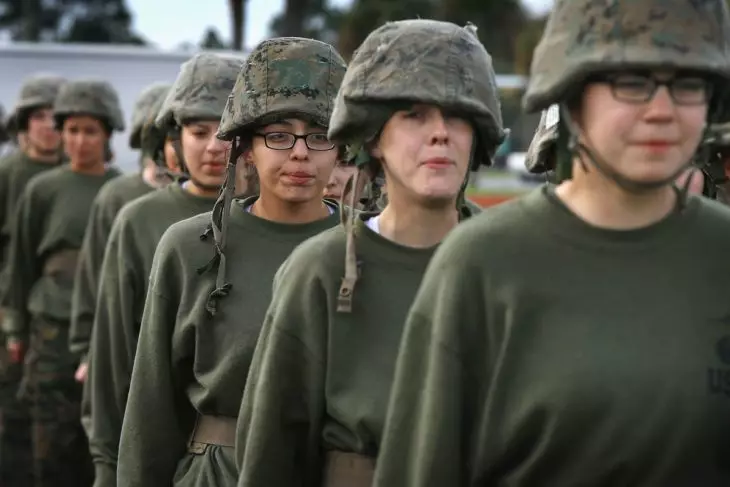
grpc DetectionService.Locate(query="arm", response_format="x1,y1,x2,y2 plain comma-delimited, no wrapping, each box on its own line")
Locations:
117,238,193,487
236,252,328,487
374,239,487,487
2,186,42,350
69,197,105,361
87,220,138,486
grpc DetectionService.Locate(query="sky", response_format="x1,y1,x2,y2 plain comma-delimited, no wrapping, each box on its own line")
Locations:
126,0,552,51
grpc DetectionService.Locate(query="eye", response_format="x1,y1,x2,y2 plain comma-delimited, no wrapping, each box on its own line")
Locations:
402,108,425,120
309,133,329,143
266,132,289,142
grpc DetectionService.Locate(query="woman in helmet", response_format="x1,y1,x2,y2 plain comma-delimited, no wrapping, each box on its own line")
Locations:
84,53,239,487
117,38,345,487
374,1,730,486
0,73,66,487
69,82,172,384
2,79,124,486
234,20,503,487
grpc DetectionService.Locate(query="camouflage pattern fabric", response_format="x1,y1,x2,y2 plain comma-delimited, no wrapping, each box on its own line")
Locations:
53,80,125,131
140,87,173,162
129,83,173,150
328,19,505,168
10,75,67,130
0,349,33,487
217,37,346,140
156,53,242,130
525,104,559,174
23,318,93,487
524,0,730,112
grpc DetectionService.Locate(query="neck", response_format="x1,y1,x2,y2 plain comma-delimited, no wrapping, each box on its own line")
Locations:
555,165,678,230
141,159,163,188
70,159,106,176
378,191,459,248
251,193,330,224
26,146,58,164
184,179,220,198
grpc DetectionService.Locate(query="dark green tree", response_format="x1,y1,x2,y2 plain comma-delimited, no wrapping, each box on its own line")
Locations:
0,0,145,44
200,27,228,49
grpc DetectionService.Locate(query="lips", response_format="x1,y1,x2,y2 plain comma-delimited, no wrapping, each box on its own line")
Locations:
285,172,315,185
202,163,226,174
421,157,455,168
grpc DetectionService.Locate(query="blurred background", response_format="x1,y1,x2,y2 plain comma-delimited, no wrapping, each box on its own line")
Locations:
0,0,555,206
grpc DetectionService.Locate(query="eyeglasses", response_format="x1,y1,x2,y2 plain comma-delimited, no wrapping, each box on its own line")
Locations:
596,73,711,106
253,132,335,151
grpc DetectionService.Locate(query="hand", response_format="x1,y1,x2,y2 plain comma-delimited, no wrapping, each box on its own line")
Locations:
6,338,24,364
74,362,88,383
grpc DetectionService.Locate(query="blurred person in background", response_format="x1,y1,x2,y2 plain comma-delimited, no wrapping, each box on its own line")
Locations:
2,79,124,487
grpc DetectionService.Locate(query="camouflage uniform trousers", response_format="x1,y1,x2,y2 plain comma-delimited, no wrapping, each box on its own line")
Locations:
22,317,93,487
0,340,34,487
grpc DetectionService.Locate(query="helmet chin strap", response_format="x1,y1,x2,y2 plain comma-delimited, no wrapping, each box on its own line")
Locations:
559,104,701,194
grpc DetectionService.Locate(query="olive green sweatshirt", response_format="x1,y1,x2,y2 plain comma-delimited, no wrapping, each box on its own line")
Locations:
87,182,217,487
235,206,479,487
69,172,155,360
2,166,120,342
374,186,730,487
117,197,338,487
0,152,60,298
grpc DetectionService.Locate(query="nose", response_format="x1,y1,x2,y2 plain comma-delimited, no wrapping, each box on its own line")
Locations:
644,86,675,121
429,111,450,145
290,136,309,160
206,136,229,154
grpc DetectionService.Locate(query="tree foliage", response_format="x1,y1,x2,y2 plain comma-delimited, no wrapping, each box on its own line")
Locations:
0,0,145,44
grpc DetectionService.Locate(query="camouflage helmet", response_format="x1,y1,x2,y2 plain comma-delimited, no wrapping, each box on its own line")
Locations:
328,19,505,165
217,37,346,140
140,86,172,160
11,74,67,129
524,0,730,113
129,82,172,149
525,104,559,174
54,79,125,131
156,53,241,131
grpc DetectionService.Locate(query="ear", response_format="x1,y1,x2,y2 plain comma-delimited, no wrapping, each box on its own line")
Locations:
244,147,254,165
369,141,382,160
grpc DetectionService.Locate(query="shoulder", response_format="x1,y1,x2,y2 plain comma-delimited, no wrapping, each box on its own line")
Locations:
97,173,141,199
156,211,214,262
690,196,730,245
22,166,67,201
280,224,347,279
115,186,168,222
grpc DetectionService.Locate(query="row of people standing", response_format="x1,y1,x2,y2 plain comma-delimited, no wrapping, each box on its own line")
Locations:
2,0,730,485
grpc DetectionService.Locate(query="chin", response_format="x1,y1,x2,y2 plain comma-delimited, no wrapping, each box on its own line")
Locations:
278,188,320,204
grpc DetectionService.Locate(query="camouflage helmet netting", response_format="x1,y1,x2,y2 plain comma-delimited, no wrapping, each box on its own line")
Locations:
217,37,347,140
53,79,125,131
525,104,559,174
328,19,506,158
155,53,242,131
140,86,172,159
129,82,173,149
13,74,67,112
524,0,730,113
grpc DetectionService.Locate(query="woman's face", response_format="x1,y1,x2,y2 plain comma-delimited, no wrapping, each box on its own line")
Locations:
371,104,473,208
245,118,337,204
27,107,61,156
180,120,229,190
323,163,357,200
573,71,709,186
163,137,178,172
62,115,108,167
